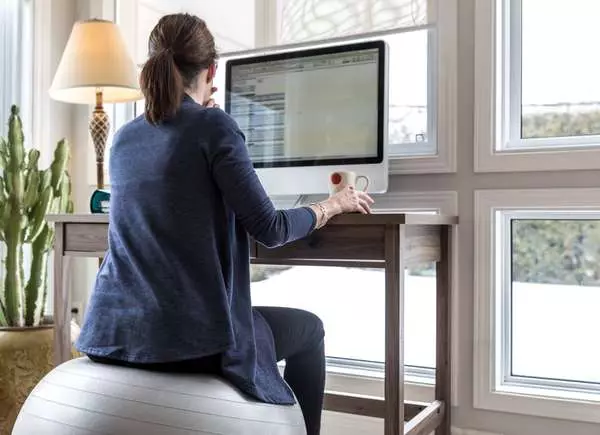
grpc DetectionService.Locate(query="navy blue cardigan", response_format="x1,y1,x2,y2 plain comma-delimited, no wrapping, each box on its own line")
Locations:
75,94,317,404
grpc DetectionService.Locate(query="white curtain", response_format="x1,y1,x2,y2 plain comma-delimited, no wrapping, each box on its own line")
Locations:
0,0,34,317
0,0,21,135
277,0,429,44
0,0,32,139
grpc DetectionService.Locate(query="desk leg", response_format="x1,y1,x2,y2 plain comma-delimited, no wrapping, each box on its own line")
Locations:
435,226,452,435
384,224,405,435
53,223,72,366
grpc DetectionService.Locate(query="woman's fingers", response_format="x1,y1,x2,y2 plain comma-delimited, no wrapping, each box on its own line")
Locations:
205,87,219,108
205,98,220,109
356,201,369,214
348,192,371,214
358,197,372,214
332,185,375,214
360,192,375,204
357,190,375,204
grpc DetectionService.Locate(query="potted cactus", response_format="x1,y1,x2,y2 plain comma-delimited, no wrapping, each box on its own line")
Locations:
0,106,78,434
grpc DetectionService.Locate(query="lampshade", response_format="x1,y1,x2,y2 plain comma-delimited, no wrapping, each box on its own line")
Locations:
49,19,142,104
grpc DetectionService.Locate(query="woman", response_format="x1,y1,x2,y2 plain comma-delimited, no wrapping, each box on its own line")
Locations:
75,13,374,435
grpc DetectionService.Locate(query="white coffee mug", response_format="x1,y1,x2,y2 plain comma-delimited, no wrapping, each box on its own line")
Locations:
329,170,370,196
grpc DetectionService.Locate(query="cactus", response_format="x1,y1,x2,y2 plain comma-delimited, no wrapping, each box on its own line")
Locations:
0,105,73,327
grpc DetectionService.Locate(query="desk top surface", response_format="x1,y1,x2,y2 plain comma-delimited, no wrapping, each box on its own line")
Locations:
47,213,458,226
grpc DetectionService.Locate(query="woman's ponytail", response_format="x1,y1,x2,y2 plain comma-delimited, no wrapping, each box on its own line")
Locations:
139,14,218,126
140,49,184,126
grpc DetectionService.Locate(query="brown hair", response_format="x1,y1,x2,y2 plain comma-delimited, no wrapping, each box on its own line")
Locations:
139,13,218,125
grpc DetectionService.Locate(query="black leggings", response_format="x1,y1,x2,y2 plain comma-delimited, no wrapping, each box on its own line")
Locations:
88,307,326,435
256,306,326,435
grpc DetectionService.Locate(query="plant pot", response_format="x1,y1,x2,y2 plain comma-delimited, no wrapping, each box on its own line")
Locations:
0,321,81,435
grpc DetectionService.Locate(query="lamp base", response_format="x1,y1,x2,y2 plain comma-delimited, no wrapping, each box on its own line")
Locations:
89,91,109,189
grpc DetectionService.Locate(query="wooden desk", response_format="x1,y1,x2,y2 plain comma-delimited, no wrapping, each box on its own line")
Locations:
48,213,457,435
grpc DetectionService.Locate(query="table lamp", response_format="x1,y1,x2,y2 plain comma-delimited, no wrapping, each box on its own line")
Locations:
49,19,142,189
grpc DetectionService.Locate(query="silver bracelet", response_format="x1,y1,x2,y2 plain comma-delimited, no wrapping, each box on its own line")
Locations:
310,202,329,228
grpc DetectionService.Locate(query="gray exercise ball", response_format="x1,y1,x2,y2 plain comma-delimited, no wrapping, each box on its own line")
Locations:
12,356,306,435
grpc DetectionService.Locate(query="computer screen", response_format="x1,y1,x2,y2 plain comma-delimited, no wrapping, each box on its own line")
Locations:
225,41,386,168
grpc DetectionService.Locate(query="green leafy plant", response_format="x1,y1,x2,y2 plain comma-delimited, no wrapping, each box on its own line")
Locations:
0,105,73,327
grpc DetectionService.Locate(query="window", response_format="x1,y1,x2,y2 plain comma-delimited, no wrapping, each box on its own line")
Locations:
475,0,600,171
510,217,600,385
272,0,434,157
518,0,600,144
252,191,457,386
214,0,457,173
213,28,432,156
504,0,600,149
105,0,258,185
475,188,600,423
385,30,431,155
251,259,437,374
113,0,456,176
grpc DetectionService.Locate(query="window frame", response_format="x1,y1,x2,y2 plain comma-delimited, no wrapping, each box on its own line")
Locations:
474,188,600,423
254,0,457,175
474,0,600,172
384,26,438,159
503,210,600,395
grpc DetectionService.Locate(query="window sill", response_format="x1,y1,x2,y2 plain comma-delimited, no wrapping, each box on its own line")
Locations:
475,383,600,424
503,136,600,151
475,145,600,173
277,360,435,403
389,152,455,174
326,361,436,386
498,382,600,404
325,366,436,404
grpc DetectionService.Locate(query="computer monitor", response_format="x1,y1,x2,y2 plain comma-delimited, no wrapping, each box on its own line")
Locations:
224,40,389,196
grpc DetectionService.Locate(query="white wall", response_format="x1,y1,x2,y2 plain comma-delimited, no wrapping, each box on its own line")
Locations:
56,1,600,434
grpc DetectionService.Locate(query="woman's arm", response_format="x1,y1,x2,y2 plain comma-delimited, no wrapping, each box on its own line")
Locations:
206,110,317,247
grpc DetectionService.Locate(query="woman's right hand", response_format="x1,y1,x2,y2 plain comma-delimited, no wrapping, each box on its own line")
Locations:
204,86,219,108
327,185,374,215
308,185,374,229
